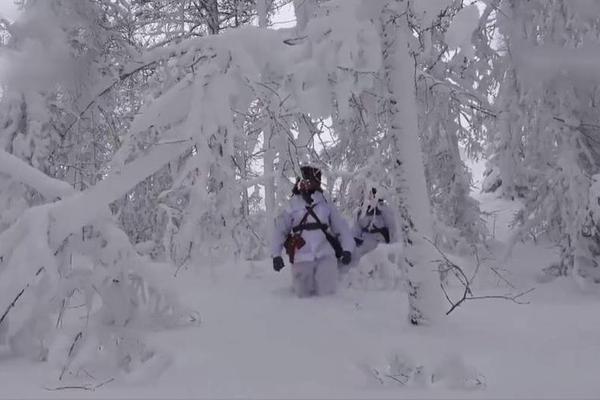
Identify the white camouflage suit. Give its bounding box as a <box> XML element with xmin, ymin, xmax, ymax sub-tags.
<box><xmin>352</xmin><ymin>200</ymin><xmax>397</xmax><ymax>260</ymax></box>
<box><xmin>272</xmin><ymin>191</ymin><xmax>354</xmax><ymax>297</ymax></box>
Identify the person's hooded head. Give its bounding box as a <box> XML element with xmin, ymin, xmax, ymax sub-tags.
<box><xmin>368</xmin><ymin>187</ymin><xmax>378</xmax><ymax>200</ymax></box>
<box><xmin>359</xmin><ymin>186</ymin><xmax>379</xmax><ymax>203</ymax></box>
<box><xmin>359</xmin><ymin>186</ymin><xmax>385</xmax><ymax>215</ymax></box>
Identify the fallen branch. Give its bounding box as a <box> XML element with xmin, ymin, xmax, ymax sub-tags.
<box><xmin>283</xmin><ymin>35</ymin><xmax>307</xmax><ymax>45</ymax></box>
<box><xmin>45</xmin><ymin>378</ymin><xmax>114</xmax><ymax>392</ymax></box>
<box><xmin>44</xmin><ymin>385</ymin><xmax>94</xmax><ymax>391</ymax></box>
<box><xmin>424</xmin><ymin>237</ymin><xmax>534</xmax><ymax>315</ymax></box>
<box><xmin>445</xmin><ymin>287</ymin><xmax>534</xmax><ymax>316</ymax></box>
<box><xmin>468</xmin><ymin>288</ymin><xmax>535</xmax><ymax>304</ymax></box>
<box><xmin>385</xmin><ymin>373</ymin><xmax>409</xmax><ymax>385</ymax></box>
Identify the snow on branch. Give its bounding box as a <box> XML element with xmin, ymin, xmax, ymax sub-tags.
<box><xmin>0</xmin><ymin>149</ymin><xmax>75</xmax><ymax>200</ymax></box>
<box><xmin>51</xmin><ymin>139</ymin><xmax>192</xmax><ymax>243</ymax></box>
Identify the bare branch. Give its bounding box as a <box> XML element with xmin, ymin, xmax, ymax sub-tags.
<box><xmin>0</xmin><ymin>267</ymin><xmax>45</xmax><ymax>328</ymax></box>
<box><xmin>469</xmin><ymin>288</ymin><xmax>535</xmax><ymax>304</ymax></box>
<box><xmin>45</xmin><ymin>378</ymin><xmax>114</xmax><ymax>392</ymax></box>
<box><xmin>59</xmin><ymin>331</ymin><xmax>83</xmax><ymax>381</ymax></box>
<box><xmin>489</xmin><ymin>266</ymin><xmax>516</xmax><ymax>289</ymax></box>
<box><xmin>423</xmin><ymin>237</ymin><xmax>534</xmax><ymax>315</ymax></box>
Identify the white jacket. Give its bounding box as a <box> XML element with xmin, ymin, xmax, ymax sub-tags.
<box><xmin>271</xmin><ymin>191</ymin><xmax>354</xmax><ymax>263</ymax></box>
<box><xmin>352</xmin><ymin>200</ymin><xmax>397</xmax><ymax>245</ymax></box>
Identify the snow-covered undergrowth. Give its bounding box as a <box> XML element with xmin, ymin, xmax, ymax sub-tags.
<box><xmin>1</xmin><ymin>155</ymin><xmax>596</xmax><ymax>399</ymax></box>
<box><xmin>2</xmin><ymin>193</ymin><xmax>600</xmax><ymax>399</ymax></box>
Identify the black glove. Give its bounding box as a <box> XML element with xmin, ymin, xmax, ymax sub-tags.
<box><xmin>273</xmin><ymin>256</ymin><xmax>285</xmax><ymax>272</ymax></box>
<box><xmin>340</xmin><ymin>251</ymin><xmax>352</xmax><ymax>266</ymax></box>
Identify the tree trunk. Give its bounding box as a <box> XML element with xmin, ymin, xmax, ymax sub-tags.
<box><xmin>263</xmin><ymin>122</ymin><xmax>276</xmax><ymax>233</ymax></box>
<box><xmin>206</xmin><ymin>0</ymin><xmax>219</xmax><ymax>35</ymax></box>
<box><xmin>381</xmin><ymin>1</ymin><xmax>444</xmax><ymax>325</ymax></box>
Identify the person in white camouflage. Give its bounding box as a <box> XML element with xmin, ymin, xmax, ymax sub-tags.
<box><xmin>271</xmin><ymin>165</ymin><xmax>354</xmax><ymax>297</ymax></box>
<box><xmin>351</xmin><ymin>187</ymin><xmax>398</xmax><ymax>263</ymax></box>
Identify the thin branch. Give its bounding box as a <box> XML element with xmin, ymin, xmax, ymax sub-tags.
<box><xmin>384</xmin><ymin>373</ymin><xmax>408</xmax><ymax>385</ymax></box>
<box><xmin>93</xmin><ymin>377</ymin><xmax>115</xmax><ymax>390</ymax></box>
<box><xmin>0</xmin><ymin>267</ymin><xmax>45</xmax><ymax>327</ymax></box>
<box><xmin>65</xmin><ymin>59</ymin><xmax>161</xmax><ymax>136</ymax></box>
<box><xmin>423</xmin><ymin>236</ymin><xmax>534</xmax><ymax>315</ymax></box>
<box><xmin>59</xmin><ymin>331</ymin><xmax>83</xmax><ymax>380</ymax></box>
<box><xmin>0</xmin><ymin>288</ymin><xmax>25</xmax><ymax>328</ymax></box>
<box><xmin>45</xmin><ymin>385</ymin><xmax>94</xmax><ymax>391</ymax></box>
<box><xmin>283</xmin><ymin>35</ymin><xmax>307</xmax><ymax>46</ymax></box>
<box><xmin>469</xmin><ymin>288</ymin><xmax>535</xmax><ymax>304</ymax></box>
<box><xmin>468</xmin><ymin>245</ymin><xmax>481</xmax><ymax>286</ymax></box>
<box><xmin>489</xmin><ymin>266</ymin><xmax>516</xmax><ymax>289</ymax></box>
<box><xmin>45</xmin><ymin>378</ymin><xmax>115</xmax><ymax>392</ymax></box>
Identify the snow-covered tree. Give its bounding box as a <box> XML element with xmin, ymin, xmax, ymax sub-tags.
<box><xmin>488</xmin><ymin>0</ymin><xmax>600</xmax><ymax>284</ymax></box>
<box><xmin>414</xmin><ymin>2</ymin><xmax>489</xmax><ymax>251</ymax></box>
<box><xmin>0</xmin><ymin>0</ymin><xmax>197</xmax><ymax>384</ymax></box>
<box><xmin>0</xmin><ymin>1</ymin><xmax>509</xmax><ymax>383</ymax></box>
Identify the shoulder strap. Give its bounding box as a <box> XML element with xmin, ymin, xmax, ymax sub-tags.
<box><xmin>305</xmin><ymin>207</ymin><xmax>343</xmax><ymax>258</ymax></box>
<box><xmin>291</xmin><ymin>205</ymin><xmax>313</xmax><ymax>234</ymax></box>
<box><xmin>305</xmin><ymin>207</ymin><xmax>328</xmax><ymax>231</ymax></box>
<box><xmin>296</xmin><ymin>205</ymin><xmax>330</xmax><ymax>233</ymax></box>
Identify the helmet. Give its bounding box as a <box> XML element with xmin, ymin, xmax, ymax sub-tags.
<box><xmin>300</xmin><ymin>165</ymin><xmax>321</xmax><ymax>183</ymax></box>
<box><xmin>295</xmin><ymin>165</ymin><xmax>322</xmax><ymax>195</ymax></box>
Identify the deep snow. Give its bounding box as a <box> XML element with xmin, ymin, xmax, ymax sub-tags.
<box><xmin>1</xmin><ymin>161</ymin><xmax>600</xmax><ymax>398</ymax></box>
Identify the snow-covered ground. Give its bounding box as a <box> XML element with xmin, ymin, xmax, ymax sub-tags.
<box><xmin>2</xmin><ymin>163</ymin><xmax>600</xmax><ymax>399</ymax></box>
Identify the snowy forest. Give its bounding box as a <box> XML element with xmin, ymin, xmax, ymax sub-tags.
<box><xmin>1</xmin><ymin>0</ymin><xmax>600</xmax><ymax>397</ymax></box>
